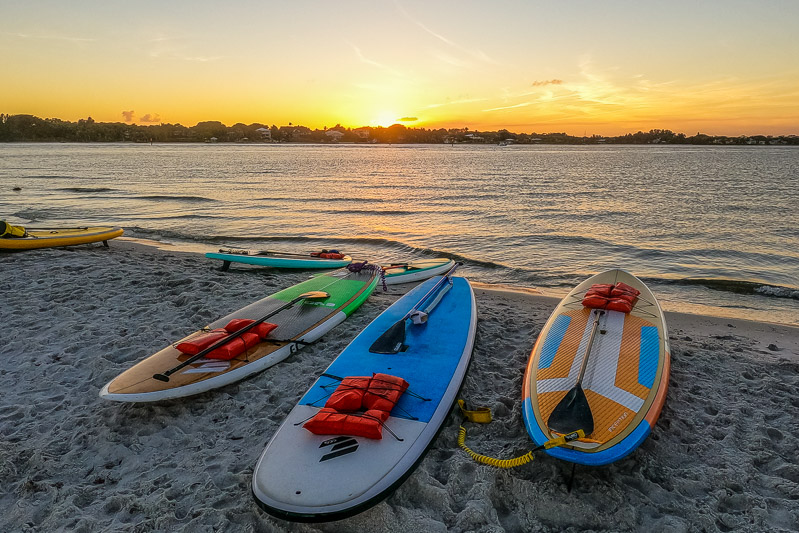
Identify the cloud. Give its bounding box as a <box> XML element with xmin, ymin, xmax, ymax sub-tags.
<box><xmin>121</xmin><ymin>111</ymin><xmax>135</xmax><ymax>122</ymax></box>
<box><xmin>483</xmin><ymin>102</ymin><xmax>532</xmax><ymax>112</ymax></box>
<box><xmin>392</xmin><ymin>1</ymin><xmax>500</xmax><ymax>67</ymax></box>
<box><xmin>3</xmin><ymin>31</ymin><xmax>94</xmax><ymax>43</ymax></box>
<box><xmin>532</xmin><ymin>79</ymin><xmax>563</xmax><ymax>87</ymax></box>
<box><xmin>349</xmin><ymin>43</ymin><xmax>402</xmax><ymax>77</ymax></box>
<box><xmin>399</xmin><ymin>117</ymin><xmax>418</xmax><ymax>122</ymax></box>
<box><xmin>426</xmin><ymin>97</ymin><xmax>487</xmax><ymax>109</ymax></box>
<box><xmin>139</xmin><ymin>114</ymin><xmax>161</xmax><ymax>123</ymax></box>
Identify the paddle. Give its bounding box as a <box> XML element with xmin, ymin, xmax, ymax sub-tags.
<box><xmin>384</xmin><ymin>262</ymin><xmax>422</xmax><ymax>271</ymax></box>
<box><xmin>152</xmin><ymin>290</ymin><xmax>330</xmax><ymax>382</ymax></box>
<box><xmin>547</xmin><ymin>310</ymin><xmax>604</xmax><ymax>436</ymax></box>
<box><xmin>369</xmin><ymin>262</ymin><xmax>461</xmax><ymax>354</ymax></box>
<box><xmin>218</xmin><ymin>248</ymin><xmax>347</xmax><ymax>258</ymax></box>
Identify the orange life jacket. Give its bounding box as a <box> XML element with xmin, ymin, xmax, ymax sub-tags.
<box><xmin>303</xmin><ymin>373</ymin><xmax>409</xmax><ymax>439</ymax></box>
<box><xmin>175</xmin><ymin>319</ymin><xmax>277</xmax><ymax>360</ymax></box>
<box><xmin>582</xmin><ymin>282</ymin><xmax>641</xmax><ymax>313</ymax></box>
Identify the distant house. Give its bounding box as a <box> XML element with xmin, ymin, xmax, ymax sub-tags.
<box><xmin>325</xmin><ymin>130</ymin><xmax>344</xmax><ymax>142</ymax></box>
<box><xmin>353</xmin><ymin>127</ymin><xmax>370</xmax><ymax>139</ymax></box>
<box><xmin>255</xmin><ymin>127</ymin><xmax>272</xmax><ymax>141</ymax></box>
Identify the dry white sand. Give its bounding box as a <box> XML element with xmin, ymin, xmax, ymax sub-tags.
<box><xmin>1</xmin><ymin>239</ymin><xmax>797</xmax><ymax>532</ymax></box>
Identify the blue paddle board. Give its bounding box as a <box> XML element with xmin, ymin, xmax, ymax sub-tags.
<box><xmin>251</xmin><ymin>274</ymin><xmax>477</xmax><ymax>521</ymax></box>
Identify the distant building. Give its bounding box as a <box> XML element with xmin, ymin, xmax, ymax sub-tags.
<box><xmin>255</xmin><ymin>127</ymin><xmax>271</xmax><ymax>141</ymax></box>
<box><xmin>325</xmin><ymin>130</ymin><xmax>344</xmax><ymax>142</ymax></box>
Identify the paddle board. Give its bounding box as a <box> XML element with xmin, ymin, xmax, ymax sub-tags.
<box><xmin>252</xmin><ymin>273</ymin><xmax>477</xmax><ymax>522</ymax></box>
<box><xmin>0</xmin><ymin>225</ymin><xmax>123</xmax><ymax>251</ymax></box>
<box><xmin>383</xmin><ymin>258</ymin><xmax>455</xmax><ymax>285</ymax></box>
<box><xmin>522</xmin><ymin>269</ymin><xmax>670</xmax><ymax>465</ymax></box>
<box><xmin>206</xmin><ymin>248</ymin><xmax>352</xmax><ymax>270</ymax></box>
<box><xmin>100</xmin><ymin>266</ymin><xmax>379</xmax><ymax>402</ymax></box>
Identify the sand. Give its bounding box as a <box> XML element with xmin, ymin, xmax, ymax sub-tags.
<box><xmin>1</xmin><ymin>239</ymin><xmax>798</xmax><ymax>532</ymax></box>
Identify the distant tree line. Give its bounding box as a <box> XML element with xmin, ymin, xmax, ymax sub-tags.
<box><xmin>1</xmin><ymin>114</ymin><xmax>796</xmax><ymax>145</ymax></box>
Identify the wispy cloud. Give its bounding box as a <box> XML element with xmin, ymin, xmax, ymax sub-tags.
<box><xmin>139</xmin><ymin>113</ymin><xmax>161</xmax><ymax>123</ymax></box>
<box><xmin>147</xmin><ymin>35</ymin><xmax>221</xmax><ymax>62</ymax></box>
<box><xmin>392</xmin><ymin>1</ymin><xmax>500</xmax><ymax>67</ymax></box>
<box><xmin>399</xmin><ymin>117</ymin><xmax>418</xmax><ymax>122</ymax></box>
<box><xmin>483</xmin><ymin>102</ymin><xmax>532</xmax><ymax>112</ymax></box>
<box><xmin>426</xmin><ymin>97</ymin><xmax>487</xmax><ymax>109</ymax></box>
<box><xmin>349</xmin><ymin>43</ymin><xmax>402</xmax><ymax>77</ymax></box>
<box><xmin>3</xmin><ymin>31</ymin><xmax>94</xmax><ymax>43</ymax></box>
<box><xmin>532</xmin><ymin>79</ymin><xmax>563</xmax><ymax>87</ymax></box>
<box><xmin>122</xmin><ymin>111</ymin><xmax>135</xmax><ymax>122</ymax></box>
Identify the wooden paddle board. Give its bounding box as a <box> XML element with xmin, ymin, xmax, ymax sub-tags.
<box><xmin>205</xmin><ymin>249</ymin><xmax>352</xmax><ymax>269</ymax></box>
<box><xmin>522</xmin><ymin>269</ymin><xmax>670</xmax><ymax>465</ymax></box>
<box><xmin>252</xmin><ymin>274</ymin><xmax>477</xmax><ymax>521</ymax></box>
<box><xmin>100</xmin><ymin>267</ymin><xmax>379</xmax><ymax>402</ymax></box>
<box><xmin>383</xmin><ymin>258</ymin><xmax>455</xmax><ymax>285</ymax></box>
<box><xmin>0</xmin><ymin>225</ymin><xmax>123</xmax><ymax>251</ymax></box>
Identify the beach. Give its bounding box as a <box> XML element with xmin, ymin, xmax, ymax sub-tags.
<box><xmin>2</xmin><ymin>239</ymin><xmax>798</xmax><ymax>532</ymax></box>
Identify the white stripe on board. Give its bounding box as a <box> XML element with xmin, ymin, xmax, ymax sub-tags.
<box><xmin>537</xmin><ymin>309</ymin><xmax>645</xmax><ymax>412</ymax></box>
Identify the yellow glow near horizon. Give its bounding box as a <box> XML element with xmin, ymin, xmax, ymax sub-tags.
<box><xmin>372</xmin><ymin>111</ymin><xmax>400</xmax><ymax>128</ymax></box>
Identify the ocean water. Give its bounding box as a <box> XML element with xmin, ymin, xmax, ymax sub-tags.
<box><xmin>1</xmin><ymin>142</ymin><xmax>797</xmax><ymax>326</ymax></box>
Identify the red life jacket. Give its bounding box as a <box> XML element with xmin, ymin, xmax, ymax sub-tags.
<box><xmin>175</xmin><ymin>319</ymin><xmax>278</xmax><ymax>360</ymax></box>
<box><xmin>303</xmin><ymin>373</ymin><xmax>409</xmax><ymax>439</ymax></box>
<box><xmin>582</xmin><ymin>282</ymin><xmax>641</xmax><ymax>313</ymax></box>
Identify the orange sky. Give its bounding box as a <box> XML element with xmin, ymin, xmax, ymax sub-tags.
<box><xmin>3</xmin><ymin>1</ymin><xmax>798</xmax><ymax>136</ymax></box>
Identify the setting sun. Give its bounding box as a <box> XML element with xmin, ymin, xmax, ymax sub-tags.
<box><xmin>372</xmin><ymin>111</ymin><xmax>400</xmax><ymax>128</ymax></box>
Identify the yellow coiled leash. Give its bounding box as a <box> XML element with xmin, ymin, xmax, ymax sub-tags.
<box><xmin>457</xmin><ymin>399</ymin><xmax>585</xmax><ymax>469</ymax></box>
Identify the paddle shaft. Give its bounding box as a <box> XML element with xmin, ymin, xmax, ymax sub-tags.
<box><xmin>153</xmin><ymin>293</ymin><xmax>321</xmax><ymax>381</ymax></box>
<box><xmin>401</xmin><ymin>262</ymin><xmax>461</xmax><ymax>321</ymax></box>
<box><xmin>575</xmin><ymin>310</ymin><xmax>604</xmax><ymax>387</ymax></box>
<box><xmin>367</xmin><ymin>262</ymin><xmax>461</xmax><ymax>354</ymax></box>
<box><xmin>219</xmin><ymin>248</ymin><xmax>346</xmax><ymax>259</ymax></box>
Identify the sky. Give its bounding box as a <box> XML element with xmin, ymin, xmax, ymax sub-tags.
<box><xmin>2</xmin><ymin>0</ymin><xmax>798</xmax><ymax>136</ymax></box>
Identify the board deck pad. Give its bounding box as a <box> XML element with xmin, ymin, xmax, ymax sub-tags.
<box><xmin>100</xmin><ymin>267</ymin><xmax>378</xmax><ymax>402</ymax></box>
<box><xmin>523</xmin><ymin>269</ymin><xmax>670</xmax><ymax>465</ymax></box>
<box><xmin>252</xmin><ymin>275</ymin><xmax>477</xmax><ymax>522</ymax></box>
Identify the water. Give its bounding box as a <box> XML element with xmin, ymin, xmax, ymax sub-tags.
<box><xmin>2</xmin><ymin>142</ymin><xmax>797</xmax><ymax>326</ymax></box>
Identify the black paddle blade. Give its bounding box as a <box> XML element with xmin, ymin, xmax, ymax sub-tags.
<box><xmin>369</xmin><ymin>320</ymin><xmax>406</xmax><ymax>354</ymax></box>
<box><xmin>152</xmin><ymin>374</ymin><xmax>170</xmax><ymax>382</ymax></box>
<box><xmin>547</xmin><ymin>384</ymin><xmax>594</xmax><ymax>436</ymax></box>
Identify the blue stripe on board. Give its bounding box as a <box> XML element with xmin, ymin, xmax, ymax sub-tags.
<box><xmin>538</xmin><ymin>314</ymin><xmax>571</xmax><ymax>369</ymax></box>
<box><xmin>300</xmin><ymin>276</ymin><xmax>474</xmax><ymax>424</ymax></box>
<box><xmin>638</xmin><ymin>326</ymin><xmax>659</xmax><ymax>388</ymax></box>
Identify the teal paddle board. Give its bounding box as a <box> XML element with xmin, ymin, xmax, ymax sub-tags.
<box><xmin>206</xmin><ymin>248</ymin><xmax>352</xmax><ymax>270</ymax></box>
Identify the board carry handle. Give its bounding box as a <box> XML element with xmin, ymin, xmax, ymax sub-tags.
<box><xmin>152</xmin><ymin>291</ymin><xmax>330</xmax><ymax>382</ymax></box>
<box><xmin>368</xmin><ymin>262</ymin><xmax>461</xmax><ymax>354</ymax></box>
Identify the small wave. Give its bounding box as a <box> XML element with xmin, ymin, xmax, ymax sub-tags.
<box><xmin>666</xmin><ymin>278</ymin><xmax>799</xmax><ymax>300</ymax></box>
<box><xmin>135</xmin><ymin>195</ymin><xmax>217</xmax><ymax>203</ymax></box>
<box><xmin>58</xmin><ymin>187</ymin><xmax>117</xmax><ymax>193</ymax></box>
<box><xmin>253</xmin><ymin>197</ymin><xmax>386</xmax><ymax>204</ymax></box>
<box><xmin>123</xmin><ymin>228</ymin><xmax>509</xmax><ymax>270</ymax></box>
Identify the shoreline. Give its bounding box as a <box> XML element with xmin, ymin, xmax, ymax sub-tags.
<box><xmin>1</xmin><ymin>240</ymin><xmax>798</xmax><ymax>531</ymax></box>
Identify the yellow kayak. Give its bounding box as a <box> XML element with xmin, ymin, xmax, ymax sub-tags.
<box><xmin>0</xmin><ymin>223</ymin><xmax>124</xmax><ymax>251</ymax></box>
